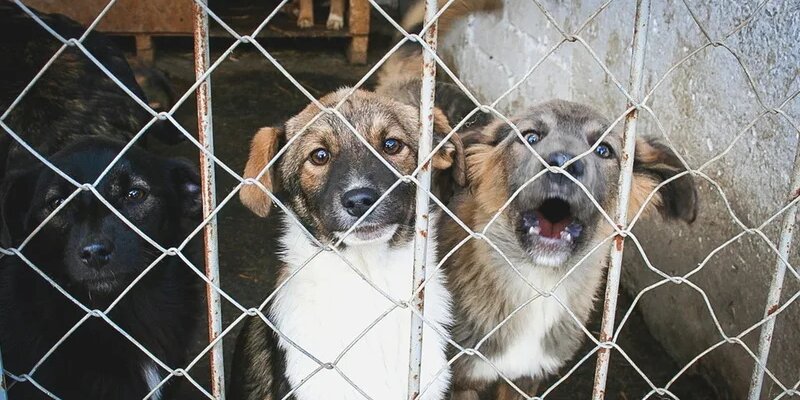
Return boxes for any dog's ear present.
[431,107,467,187]
[0,168,39,247]
[240,127,284,218]
[167,160,202,217]
[631,137,698,223]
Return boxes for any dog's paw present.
[297,16,314,28]
[326,14,344,30]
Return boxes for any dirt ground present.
[144,35,722,399]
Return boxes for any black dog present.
[0,1,183,180]
[0,138,202,399]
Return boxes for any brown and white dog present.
[438,101,699,399]
[231,88,465,400]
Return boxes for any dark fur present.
[0,1,182,179]
[230,316,292,400]
[0,139,201,399]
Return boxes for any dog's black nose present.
[341,188,379,217]
[547,152,584,178]
[80,240,114,269]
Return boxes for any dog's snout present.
[547,152,584,178]
[80,240,114,269]
[341,188,379,217]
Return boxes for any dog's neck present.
[277,213,439,278]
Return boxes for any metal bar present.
[193,1,225,398]
[591,0,651,398]
[407,0,439,397]
[748,139,800,399]
[0,346,6,400]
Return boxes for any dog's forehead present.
[45,147,148,190]
[518,101,610,134]
[286,89,415,144]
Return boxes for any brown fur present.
[239,89,466,221]
[494,377,539,400]
[241,127,284,218]
[377,0,503,87]
[440,100,698,399]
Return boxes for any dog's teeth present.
[566,223,583,238]
[560,231,572,242]
[528,226,540,235]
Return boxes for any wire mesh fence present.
[0,0,798,399]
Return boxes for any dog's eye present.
[309,148,330,165]
[126,188,148,202]
[382,138,403,155]
[48,197,66,210]
[594,143,614,159]
[524,131,544,145]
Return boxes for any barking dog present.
[0,139,201,399]
[231,88,465,400]
[440,100,698,399]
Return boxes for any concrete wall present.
[439,1,800,398]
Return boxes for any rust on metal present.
[592,1,652,399]
[767,304,779,316]
[417,284,426,302]
[193,0,225,398]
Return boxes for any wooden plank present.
[347,0,370,64]
[23,0,193,34]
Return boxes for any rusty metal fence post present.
[591,0,651,398]
[193,0,226,398]
[0,347,6,400]
[407,0,439,397]
[748,131,800,399]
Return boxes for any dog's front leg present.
[327,0,345,29]
[495,377,540,400]
[297,0,314,28]
[450,390,481,400]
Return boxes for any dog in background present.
[0,139,202,399]
[231,87,465,400]
[0,1,182,179]
[284,0,346,30]
[0,4,200,399]
[439,101,698,399]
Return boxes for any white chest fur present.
[142,361,163,400]
[467,269,568,382]
[464,249,604,383]
[271,218,453,400]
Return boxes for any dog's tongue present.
[534,211,571,239]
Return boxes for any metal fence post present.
[748,134,800,399]
[407,0,439,397]
[193,1,225,398]
[591,0,651,398]
[0,346,7,400]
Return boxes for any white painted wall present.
[439,1,800,398]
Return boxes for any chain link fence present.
[0,0,798,399]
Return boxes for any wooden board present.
[23,0,193,34]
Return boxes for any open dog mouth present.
[520,198,584,246]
